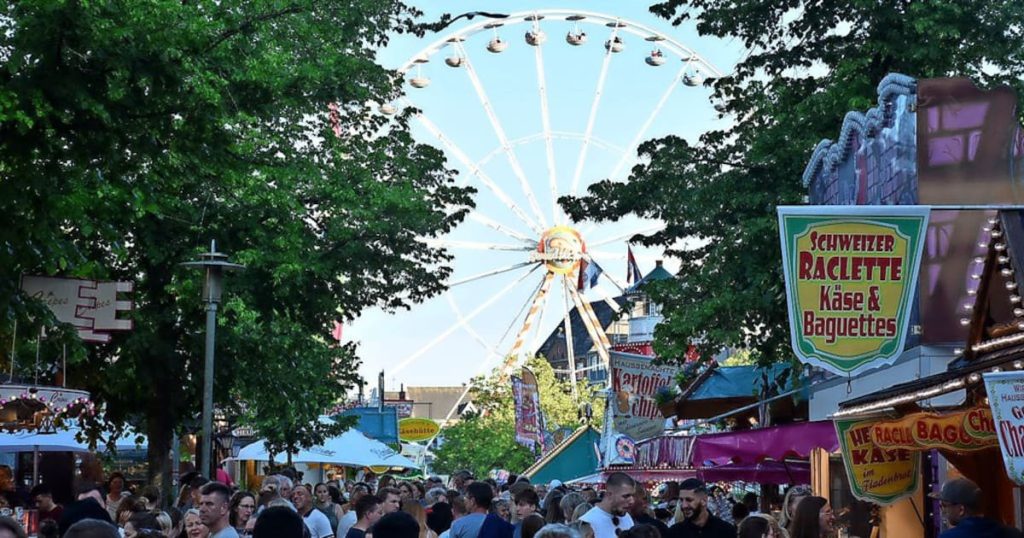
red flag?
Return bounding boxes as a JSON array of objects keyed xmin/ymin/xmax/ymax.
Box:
[
  {"xmin": 626, "ymin": 247, "xmax": 642, "ymax": 286},
  {"xmin": 331, "ymin": 321, "xmax": 343, "ymax": 342}
]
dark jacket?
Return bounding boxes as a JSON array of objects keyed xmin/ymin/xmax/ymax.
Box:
[
  {"xmin": 939, "ymin": 517, "xmax": 1017, "ymax": 538},
  {"xmin": 479, "ymin": 512, "xmax": 514, "ymax": 538}
]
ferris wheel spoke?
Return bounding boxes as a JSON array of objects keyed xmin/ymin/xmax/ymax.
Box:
[
  {"xmin": 589, "ymin": 224, "xmax": 666, "ymax": 248},
  {"xmin": 391, "ymin": 263, "xmax": 542, "ymax": 376},
  {"xmin": 422, "ymin": 238, "xmax": 535, "ymax": 252},
  {"xmin": 610, "ymin": 64, "xmax": 688, "ymax": 180},
  {"xmin": 568, "ymin": 282, "xmax": 612, "ymax": 366},
  {"xmin": 533, "ymin": 41, "xmax": 561, "ymax": 224},
  {"xmin": 561, "ymin": 276, "xmax": 579, "ymax": 392},
  {"xmin": 407, "ymin": 102, "xmax": 545, "ymax": 235},
  {"xmin": 446, "ymin": 261, "xmax": 540, "ymax": 288},
  {"xmin": 592, "ymin": 284, "xmax": 624, "ymax": 312},
  {"xmin": 590, "ymin": 249, "xmax": 661, "ymax": 262},
  {"xmin": 509, "ymin": 272, "xmax": 554, "ymax": 360},
  {"xmin": 466, "ymin": 211, "xmax": 538, "ymax": 245},
  {"xmin": 455, "ymin": 42, "xmax": 549, "ymax": 229},
  {"xmin": 570, "ymin": 25, "xmax": 620, "ymax": 195},
  {"xmin": 583, "ymin": 252, "xmax": 628, "ymax": 293},
  {"xmin": 446, "ymin": 295, "xmax": 504, "ymax": 361}
]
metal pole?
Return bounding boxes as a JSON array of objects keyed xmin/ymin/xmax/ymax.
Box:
[
  {"xmin": 171, "ymin": 431, "xmax": 180, "ymax": 506},
  {"xmin": 201, "ymin": 300, "xmax": 218, "ymax": 478}
]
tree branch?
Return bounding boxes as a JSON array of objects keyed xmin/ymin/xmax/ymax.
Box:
[{"xmin": 205, "ymin": 4, "xmax": 307, "ymax": 53}]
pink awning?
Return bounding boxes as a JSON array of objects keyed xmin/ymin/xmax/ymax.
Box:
[
  {"xmin": 691, "ymin": 421, "xmax": 839, "ymax": 466},
  {"xmin": 698, "ymin": 461, "xmax": 811, "ymax": 485}
]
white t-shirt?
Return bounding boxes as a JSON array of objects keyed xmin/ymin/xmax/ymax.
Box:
[
  {"xmin": 304, "ymin": 508, "xmax": 335, "ymax": 538},
  {"xmin": 337, "ymin": 510, "xmax": 357, "ymax": 538},
  {"xmin": 580, "ymin": 506, "xmax": 633, "ymax": 538}
]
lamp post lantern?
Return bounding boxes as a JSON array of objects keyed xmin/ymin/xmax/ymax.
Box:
[{"xmin": 181, "ymin": 240, "xmax": 244, "ymax": 478}]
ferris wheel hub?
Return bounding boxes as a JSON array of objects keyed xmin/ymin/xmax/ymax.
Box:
[{"xmin": 531, "ymin": 225, "xmax": 586, "ymax": 275}]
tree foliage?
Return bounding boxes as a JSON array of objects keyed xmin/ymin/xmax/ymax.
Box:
[
  {"xmin": 431, "ymin": 357, "xmax": 603, "ymax": 477},
  {"xmin": 1, "ymin": 0, "xmax": 472, "ymax": 483},
  {"xmin": 562, "ymin": 0, "xmax": 1024, "ymax": 367}
]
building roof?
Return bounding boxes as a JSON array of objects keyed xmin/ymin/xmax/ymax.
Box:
[
  {"xmin": 675, "ymin": 364, "xmax": 807, "ymax": 420},
  {"xmin": 627, "ymin": 260, "xmax": 674, "ymax": 293},
  {"xmin": 536, "ymin": 296, "xmax": 626, "ymax": 366},
  {"xmin": 521, "ymin": 426, "xmax": 600, "ymax": 484},
  {"xmin": 689, "ymin": 364, "xmax": 794, "ymax": 400},
  {"xmin": 383, "ymin": 386, "xmax": 473, "ymax": 421}
]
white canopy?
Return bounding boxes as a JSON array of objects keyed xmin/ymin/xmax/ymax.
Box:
[
  {"xmin": 236, "ymin": 429, "xmax": 417, "ymax": 469},
  {"xmin": 0, "ymin": 428, "xmax": 147, "ymax": 453}
]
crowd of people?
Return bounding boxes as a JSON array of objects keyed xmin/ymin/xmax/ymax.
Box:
[{"xmin": 0, "ymin": 467, "xmax": 1007, "ymax": 538}]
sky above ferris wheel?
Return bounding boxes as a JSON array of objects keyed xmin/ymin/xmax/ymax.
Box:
[{"xmin": 347, "ymin": 0, "xmax": 747, "ymax": 392}]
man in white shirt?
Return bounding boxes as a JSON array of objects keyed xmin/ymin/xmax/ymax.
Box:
[
  {"xmin": 199, "ymin": 482, "xmax": 240, "ymax": 538},
  {"xmin": 292, "ymin": 484, "xmax": 335, "ymax": 538},
  {"xmin": 580, "ymin": 472, "xmax": 636, "ymax": 538},
  {"xmin": 336, "ymin": 483, "xmax": 370, "ymax": 538}
]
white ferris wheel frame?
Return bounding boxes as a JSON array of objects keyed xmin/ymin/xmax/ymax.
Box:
[{"xmin": 390, "ymin": 9, "xmax": 722, "ymax": 401}]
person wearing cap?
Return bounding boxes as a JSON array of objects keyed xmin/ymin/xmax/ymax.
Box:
[
  {"xmin": 667, "ymin": 478, "xmax": 734, "ymax": 538},
  {"xmin": 931, "ymin": 477, "xmax": 1008, "ymax": 538}
]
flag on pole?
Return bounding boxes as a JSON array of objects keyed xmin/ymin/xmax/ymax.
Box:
[
  {"xmin": 626, "ymin": 247, "xmax": 643, "ymax": 286},
  {"xmin": 577, "ymin": 258, "xmax": 604, "ymax": 292}
]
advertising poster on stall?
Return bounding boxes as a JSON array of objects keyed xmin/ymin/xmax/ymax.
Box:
[
  {"xmin": 834, "ymin": 418, "xmax": 920, "ymax": 505},
  {"xmin": 778, "ymin": 206, "xmax": 929, "ymax": 376},
  {"xmin": 513, "ymin": 368, "xmax": 544, "ymax": 451},
  {"xmin": 983, "ymin": 371, "xmax": 1024, "ymax": 485},
  {"xmin": 609, "ymin": 351, "xmax": 676, "ymax": 440}
]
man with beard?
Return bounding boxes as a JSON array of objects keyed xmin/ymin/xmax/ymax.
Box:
[
  {"xmin": 667, "ymin": 479, "xmax": 734, "ymax": 538},
  {"xmin": 580, "ymin": 472, "xmax": 635, "ymax": 538}
]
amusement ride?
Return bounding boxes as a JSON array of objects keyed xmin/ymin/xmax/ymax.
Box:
[{"xmin": 360, "ymin": 10, "xmax": 724, "ymax": 419}]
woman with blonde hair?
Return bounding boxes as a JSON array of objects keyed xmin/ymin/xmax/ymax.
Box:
[
  {"xmin": 738, "ymin": 513, "xmax": 786, "ymax": 538},
  {"xmin": 401, "ymin": 499, "xmax": 434, "ymax": 538},
  {"xmin": 778, "ymin": 485, "xmax": 810, "ymax": 530},
  {"xmin": 570, "ymin": 502, "xmax": 590, "ymax": 523}
]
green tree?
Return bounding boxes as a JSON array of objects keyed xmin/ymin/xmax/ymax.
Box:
[
  {"xmin": 431, "ymin": 357, "xmax": 603, "ymax": 476},
  {"xmin": 562, "ymin": 0, "xmax": 1024, "ymax": 367},
  {"xmin": 1, "ymin": 0, "xmax": 472, "ymax": 490}
]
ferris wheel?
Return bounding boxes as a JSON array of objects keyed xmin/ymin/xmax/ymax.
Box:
[{"xmin": 365, "ymin": 10, "xmax": 724, "ymax": 398}]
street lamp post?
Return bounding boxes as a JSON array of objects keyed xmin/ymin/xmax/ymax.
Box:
[{"xmin": 182, "ymin": 240, "xmax": 244, "ymax": 478}]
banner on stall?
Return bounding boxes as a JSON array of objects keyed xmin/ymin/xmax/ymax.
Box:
[
  {"xmin": 984, "ymin": 371, "xmax": 1024, "ymax": 485},
  {"xmin": 870, "ymin": 407, "xmax": 996, "ymax": 452},
  {"xmin": 778, "ymin": 206, "xmax": 929, "ymax": 376},
  {"xmin": 514, "ymin": 368, "xmax": 544, "ymax": 451},
  {"xmin": 609, "ymin": 351, "xmax": 676, "ymax": 440},
  {"xmin": 835, "ymin": 418, "xmax": 920, "ymax": 505}
]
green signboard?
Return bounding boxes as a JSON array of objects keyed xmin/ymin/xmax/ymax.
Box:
[
  {"xmin": 777, "ymin": 206, "xmax": 929, "ymax": 376},
  {"xmin": 834, "ymin": 418, "xmax": 921, "ymax": 505}
]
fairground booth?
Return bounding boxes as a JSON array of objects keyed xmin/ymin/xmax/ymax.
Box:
[{"xmin": 790, "ymin": 73, "xmax": 1024, "ymax": 536}]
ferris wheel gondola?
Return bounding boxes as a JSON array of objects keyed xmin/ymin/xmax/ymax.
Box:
[
  {"xmin": 646, "ymin": 49, "xmax": 666, "ymax": 66},
  {"xmin": 485, "ymin": 22, "xmax": 508, "ymax": 53},
  {"xmin": 604, "ymin": 36, "xmax": 625, "ymax": 53}
]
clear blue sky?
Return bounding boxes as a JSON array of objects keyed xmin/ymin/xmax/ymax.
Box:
[{"xmin": 347, "ymin": 1, "xmax": 746, "ymax": 392}]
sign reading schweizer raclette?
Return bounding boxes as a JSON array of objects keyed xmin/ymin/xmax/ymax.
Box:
[
  {"xmin": 398, "ymin": 418, "xmax": 440, "ymax": 442},
  {"xmin": 778, "ymin": 206, "xmax": 929, "ymax": 376}
]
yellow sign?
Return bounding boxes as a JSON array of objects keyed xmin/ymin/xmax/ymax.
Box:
[
  {"xmin": 399, "ymin": 418, "xmax": 440, "ymax": 442},
  {"xmin": 835, "ymin": 419, "xmax": 920, "ymax": 505},
  {"xmin": 779, "ymin": 207, "xmax": 928, "ymax": 376},
  {"xmin": 871, "ymin": 407, "xmax": 996, "ymax": 452}
]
